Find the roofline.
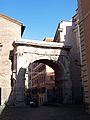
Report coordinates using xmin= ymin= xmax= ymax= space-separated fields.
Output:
xmin=12 ymin=40 xmax=65 ymax=49
xmin=12 ymin=40 xmax=71 ymax=51
xmin=0 ymin=13 xmax=23 ymax=26
xmin=0 ymin=13 xmax=25 ymax=36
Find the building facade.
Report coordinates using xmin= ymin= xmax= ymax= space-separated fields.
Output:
xmin=78 ymin=0 xmax=90 ymax=113
xmin=0 ymin=14 xmax=25 ymax=105
xmin=53 ymin=20 xmax=83 ymax=103
xmin=0 ymin=13 xmax=85 ymax=108
xmin=71 ymin=14 xmax=83 ymax=103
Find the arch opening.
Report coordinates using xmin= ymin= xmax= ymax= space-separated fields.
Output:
xmin=25 ymin=59 xmax=65 ymax=105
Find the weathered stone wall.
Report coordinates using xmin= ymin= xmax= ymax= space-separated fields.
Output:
xmin=12 ymin=41 xmax=71 ymax=105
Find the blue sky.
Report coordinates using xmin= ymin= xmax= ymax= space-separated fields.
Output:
xmin=0 ymin=0 xmax=77 ymax=40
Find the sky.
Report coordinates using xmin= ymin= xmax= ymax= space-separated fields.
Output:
xmin=0 ymin=0 xmax=77 ymax=41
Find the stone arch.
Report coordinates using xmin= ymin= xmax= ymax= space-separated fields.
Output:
xmin=11 ymin=40 xmax=71 ymax=105
xmin=27 ymin=58 xmax=65 ymax=104
xmin=32 ymin=58 xmax=65 ymax=82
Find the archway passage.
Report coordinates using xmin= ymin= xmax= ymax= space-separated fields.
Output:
xmin=34 ymin=59 xmax=65 ymax=82
xmin=26 ymin=59 xmax=65 ymax=105
xmin=9 ymin=40 xmax=71 ymax=106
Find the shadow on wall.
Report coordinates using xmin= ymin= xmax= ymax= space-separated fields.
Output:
xmin=0 ymin=67 xmax=27 ymax=119
xmin=1 ymin=67 xmax=26 ymax=107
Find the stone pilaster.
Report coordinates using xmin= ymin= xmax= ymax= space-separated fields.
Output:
xmin=15 ymin=68 xmax=26 ymax=106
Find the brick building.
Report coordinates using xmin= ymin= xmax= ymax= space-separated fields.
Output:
xmin=28 ymin=63 xmax=55 ymax=105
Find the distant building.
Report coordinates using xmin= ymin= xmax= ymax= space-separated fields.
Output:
xmin=54 ymin=20 xmax=72 ymax=43
xmin=43 ymin=37 xmax=53 ymax=42
xmin=28 ymin=63 xmax=55 ymax=105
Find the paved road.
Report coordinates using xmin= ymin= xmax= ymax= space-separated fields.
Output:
xmin=0 ymin=105 xmax=90 ymax=120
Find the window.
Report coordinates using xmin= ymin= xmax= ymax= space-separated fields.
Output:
xmin=42 ymin=87 xmax=46 ymax=93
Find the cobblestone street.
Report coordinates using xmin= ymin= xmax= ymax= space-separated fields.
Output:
xmin=0 ymin=105 xmax=90 ymax=120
